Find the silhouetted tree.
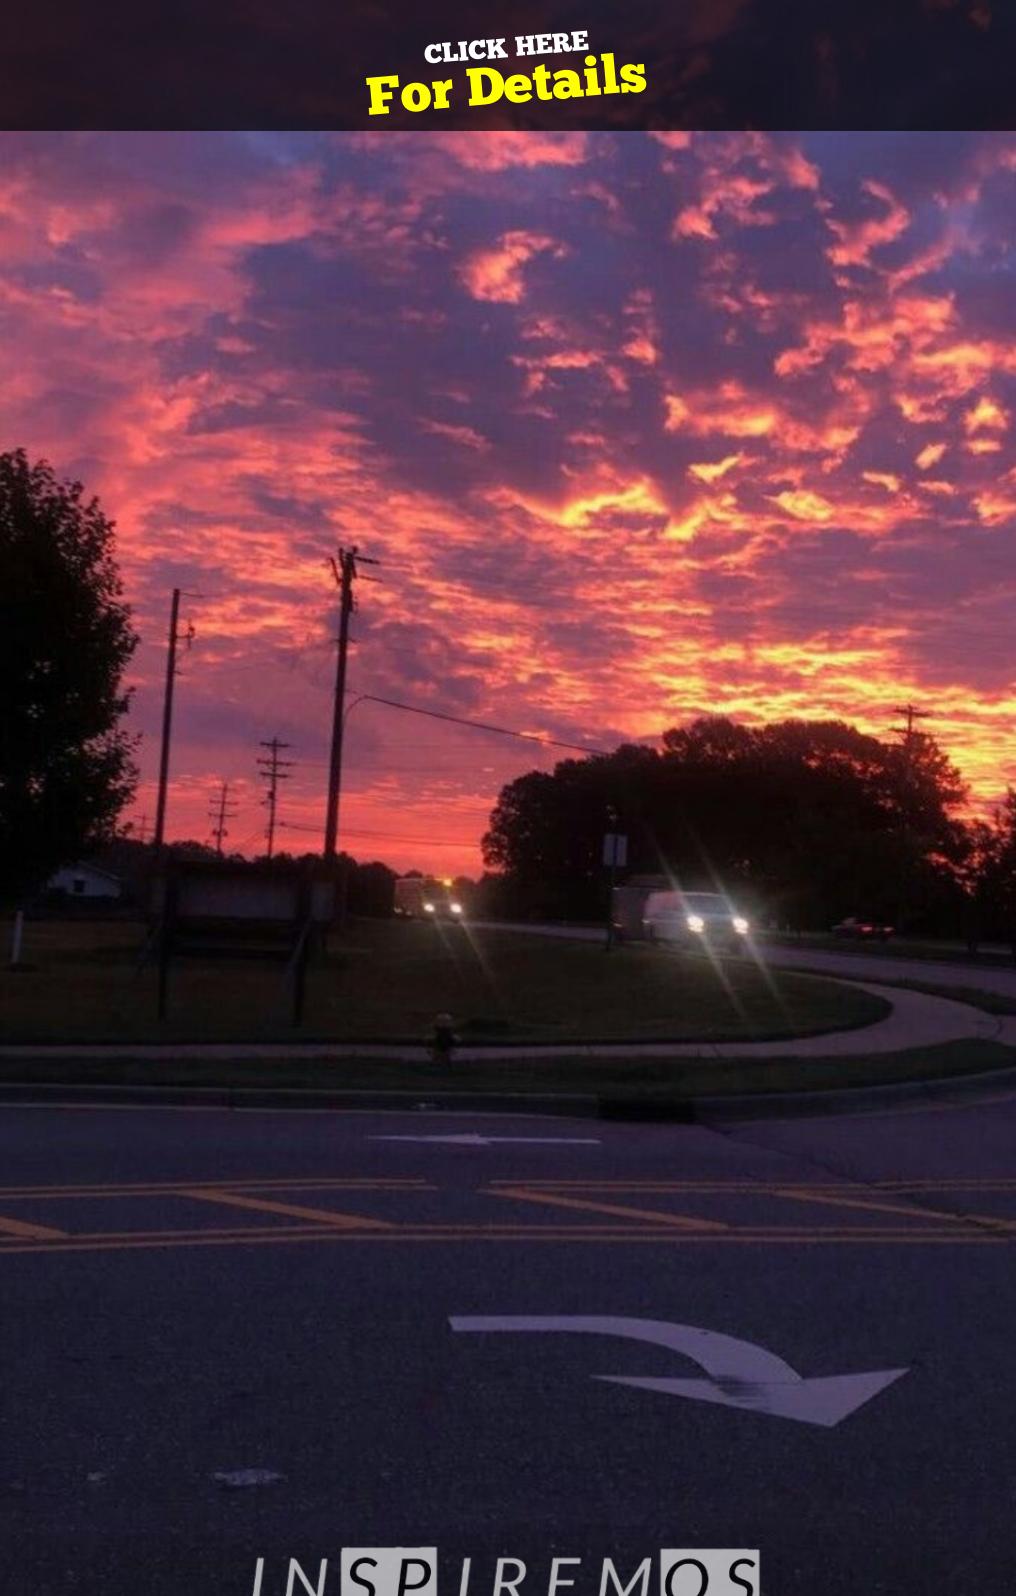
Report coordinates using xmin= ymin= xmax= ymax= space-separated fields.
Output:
xmin=0 ymin=451 xmax=139 ymax=901
xmin=483 ymin=716 xmax=969 ymax=929
xmin=964 ymin=791 xmax=1016 ymax=955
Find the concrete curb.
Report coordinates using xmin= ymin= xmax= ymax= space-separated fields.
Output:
xmin=695 ymin=1060 xmax=1016 ymax=1122
xmin=1 ymin=1058 xmax=1015 ymax=1120
xmin=0 ymin=1081 xmax=601 ymax=1116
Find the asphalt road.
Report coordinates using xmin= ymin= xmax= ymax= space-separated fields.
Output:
xmin=479 ymin=921 xmax=1016 ymax=1002
xmin=3 ymin=1094 xmax=1016 ymax=1596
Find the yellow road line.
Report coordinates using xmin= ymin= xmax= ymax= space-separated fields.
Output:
xmin=487 ymin=1184 xmax=728 ymax=1230
xmin=0 ymin=1228 xmax=1009 ymax=1258
xmin=0 ymin=1212 xmax=68 ymax=1240
xmin=767 ymin=1187 xmax=972 ymax=1224
xmin=178 ymin=1187 xmax=394 ymax=1229
xmin=0 ymin=1177 xmax=433 ymax=1200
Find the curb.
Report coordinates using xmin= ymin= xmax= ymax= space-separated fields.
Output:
xmin=2 ymin=1059 xmax=1015 ymax=1119
xmin=694 ymin=1060 xmax=1016 ymax=1122
xmin=0 ymin=1081 xmax=601 ymax=1116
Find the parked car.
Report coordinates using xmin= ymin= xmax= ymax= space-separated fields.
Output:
xmin=831 ymin=915 xmax=894 ymax=941
xmin=643 ymin=890 xmax=751 ymax=952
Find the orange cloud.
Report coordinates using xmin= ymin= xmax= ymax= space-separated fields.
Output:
xmin=434 ymin=131 xmax=589 ymax=170
xmin=825 ymin=180 xmax=911 ymax=270
xmin=420 ymin=418 xmax=491 ymax=451
xmin=458 ymin=230 xmax=566 ymax=303
xmin=666 ymin=385 xmax=778 ymax=438
xmin=771 ymin=489 xmax=836 ymax=522
xmin=688 ymin=454 xmax=746 ymax=483
xmin=964 ymin=395 xmax=1009 ymax=433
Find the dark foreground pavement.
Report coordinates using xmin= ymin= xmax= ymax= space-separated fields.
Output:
xmin=3 ymin=1088 xmax=1016 ymax=1596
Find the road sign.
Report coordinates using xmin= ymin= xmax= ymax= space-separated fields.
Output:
xmin=372 ymin=1135 xmax=601 ymax=1147
xmin=449 ymin=1314 xmax=908 ymax=1428
xmin=603 ymin=833 xmax=628 ymax=868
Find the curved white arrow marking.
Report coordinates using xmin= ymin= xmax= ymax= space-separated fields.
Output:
xmin=449 ymin=1315 xmax=908 ymax=1428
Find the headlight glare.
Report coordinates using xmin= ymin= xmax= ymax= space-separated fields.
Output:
xmin=733 ymin=916 xmax=749 ymax=934
xmin=686 ymin=914 xmax=705 ymax=933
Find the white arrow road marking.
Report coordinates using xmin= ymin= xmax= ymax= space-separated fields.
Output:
xmin=449 ymin=1314 xmax=908 ymax=1428
xmin=372 ymin=1134 xmax=600 ymax=1146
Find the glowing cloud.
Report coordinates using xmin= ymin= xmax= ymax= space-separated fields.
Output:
xmin=459 ymin=230 xmax=566 ymax=303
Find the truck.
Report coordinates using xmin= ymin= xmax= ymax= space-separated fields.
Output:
xmin=393 ymin=876 xmax=466 ymax=921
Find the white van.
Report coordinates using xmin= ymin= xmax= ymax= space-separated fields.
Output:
xmin=643 ymin=890 xmax=750 ymax=951
xmin=393 ymin=876 xmax=465 ymax=921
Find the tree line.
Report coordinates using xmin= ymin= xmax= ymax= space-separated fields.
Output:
xmin=480 ymin=718 xmax=1016 ymax=942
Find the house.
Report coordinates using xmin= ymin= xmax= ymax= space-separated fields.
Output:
xmin=47 ymin=862 xmax=123 ymax=900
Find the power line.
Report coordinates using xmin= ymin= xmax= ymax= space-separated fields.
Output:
xmin=257 ymin=738 xmax=295 ymax=859
xmin=355 ymin=694 xmax=612 ymax=756
xmin=278 ymin=821 xmax=483 ymax=848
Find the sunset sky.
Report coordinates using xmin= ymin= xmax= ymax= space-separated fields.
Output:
xmin=2 ymin=130 xmax=1015 ymax=874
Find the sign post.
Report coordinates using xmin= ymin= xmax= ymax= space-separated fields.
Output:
xmin=602 ymin=830 xmax=627 ymax=952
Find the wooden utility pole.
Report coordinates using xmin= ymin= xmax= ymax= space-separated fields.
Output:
xmin=153 ymin=589 xmax=196 ymax=854
xmin=208 ymin=780 xmax=237 ymax=856
xmin=892 ymin=702 xmax=932 ymax=754
xmin=153 ymin=588 xmax=181 ymax=855
xmin=323 ymin=545 xmax=378 ymax=859
xmin=258 ymin=739 xmax=294 ymax=859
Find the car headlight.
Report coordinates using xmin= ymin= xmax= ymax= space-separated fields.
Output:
xmin=423 ymin=902 xmax=435 ymax=913
xmin=733 ymin=916 xmax=749 ymax=934
xmin=450 ymin=902 xmax=462 ymax=914
xmin=686 ymin=914 xmax=705 ymax=933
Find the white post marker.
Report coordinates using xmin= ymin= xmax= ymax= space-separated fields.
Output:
xmin=449 ymin=1314 xmax=908 ymax=1428
xmin=9 ymin=909 xmax=24 ymax=967
xmin=372 ymin=1134 xmax=600 ymax=1146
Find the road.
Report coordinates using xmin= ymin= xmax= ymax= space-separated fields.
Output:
xmin=3 ymin=1092 xmax=1016 ymax=1596
xmin=478 ymin=920 xmax=1016 ymax=1004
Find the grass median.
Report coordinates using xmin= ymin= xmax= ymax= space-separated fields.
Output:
xmin=0 ymin=916 xmax=886 ymax=1046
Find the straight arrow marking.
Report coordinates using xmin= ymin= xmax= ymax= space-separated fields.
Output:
xmin=372 ymin=1135 xmax=601 ymax=1146
xmin=450 ymin=1314 xmax=908 ymax=1428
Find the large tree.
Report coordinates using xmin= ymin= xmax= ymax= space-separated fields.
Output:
xmin=0 ymin=450 xmax=139 ymax=899
xmin=483 ymin=715 xmax=970 ymax=929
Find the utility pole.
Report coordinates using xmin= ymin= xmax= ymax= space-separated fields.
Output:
xmin=258 ymin=739 xmax=294 ymax=860
xmin=153 ymin=589 xmax=195 ymax=855
xmin=892 ymin=702 xmax=932 ymax=753
xmin=208 ymin=781 xmax=238 ymax=857
xmin=890 ymin=704 xmax=932 ymax=933
xmin=323 ymin=545 xmax=379 ymax=860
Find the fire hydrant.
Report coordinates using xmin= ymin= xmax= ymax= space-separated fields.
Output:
xmin=431 ymin=1011 xmax=457 ymax=1061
